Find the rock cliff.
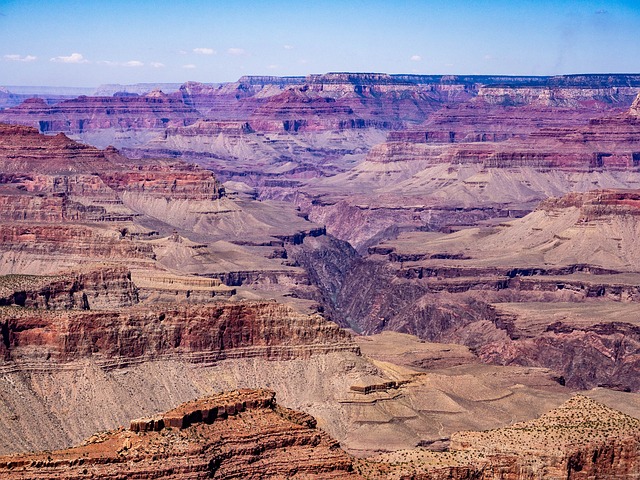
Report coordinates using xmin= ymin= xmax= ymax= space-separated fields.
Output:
xmin=0 ymin=389 xmax=364 ymax=479
xmin=0 ymin=301 xmax=358 ymax=365
xmin=2 ymin=390 xmax=637 ymax=480
xmin=0 ymin=91 xmax=200 ymax=134
xmin=0 ymin=265 xmax=137 ymax=310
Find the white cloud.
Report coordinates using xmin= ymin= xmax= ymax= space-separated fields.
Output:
xmin=193 ymin=47 xmax=216 ymax=55
xmin=227 ymin=47 xmax=246 ymax=56
xmin=283 ymin=44 xmax=294 ymax=50
xmin=267 ymin=64 xmax=278 ymax=70
xmin=182 ymin=64 xmax=196 ymax=69
xmin=50 ymin=53 xmax=88 ymax=64
xmin=4 ymin=54 xmax=37 ymax=62
xmin=410 ymin=55 xmax=422 ymax=62
xmin=484 ymin=54 xmax=494 ymax=61
xmin=99 ymin=60 xmax=149 ymax=67
xmin=150 ymin=62 xmax=165 ymax=68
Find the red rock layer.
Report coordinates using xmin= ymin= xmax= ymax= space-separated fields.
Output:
xmin=0 ymin=266 xmax=138 ymax=310
xmin=0 ymin=301 xmax=359 ymax=366
xmin=0 ymin=389 xmax=364 ymax=479
xmin=0 ymin=92 xmax=200 ymax=134
xmin=0 ymin=123 xmax=119 ymax=174
xmin=0 ymin=223 xmax=155 ymax=261
xmin=450 ymin=395 xmax=640 ymax=479
xmin=539 ymin=189 xmax=640 ymax=220
xmin=371 ymin=93 xmax=640 ymax=171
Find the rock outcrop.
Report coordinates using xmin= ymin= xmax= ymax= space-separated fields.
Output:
xmin=1 ymin=390 xmax=639 ymax=479
xmin=0 ymin=122 xmax=330 ymax=294
xmin=0 ymin=265 xmax=137 ymax=310
xmin=301 ymin=189 xmax=640 ymax=390
xmin=361 ymin=395 xmax=640 ymax=479
xmin=0 ymin=389 xmax=364 ymax=479
xmin=0 ymin=92 xmax=200 ymax=134
xmin=0 ymin=301 xmax=359 ymax=366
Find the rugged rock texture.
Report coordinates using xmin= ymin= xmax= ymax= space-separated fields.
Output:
xmin=0 ymin=122 xmax=332 ymax=295
xmin=273 ymin=91 xmax=640 ymax=249
xmin=0 ymin=91 xmax=200 ymax=134
xmin=451 ymin=395 xmax=640 ymax=479
xmin=0 ymin=266 xmax=137 ymax=310
xmin=0 ymin=389 xmax=364 ymax=479
xmin=361 ymin=395 xmax=640 ymax=479
xmin=2 ymin=390 xmax=639 ymax=479
xmin=305 ymin=189 xmax=640 ymax=390
xmin=0 ymin=301 xmax=358 ymax=365
xmin=5 ymin=75 xmax=640 ymax=251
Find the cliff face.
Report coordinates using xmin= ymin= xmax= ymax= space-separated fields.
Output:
xmin=0 ymin=301 xmax=358 ymax=366
xmin=289 ymin=94 xmax=640 ymax=249
xmin=0 ymin=92 xmax=200 ymax=134
xmin=2 ymin=390 xmax=639 ymax=480
xmin=0 ymin=122 xmax=328 ymax=294
xmin=450 ymin=395 xmax=640 ymax=479
xmin=0 ymin=389 xmax=364 ymax=479
xmin=0 ymin=266 xmax=138 ymax=310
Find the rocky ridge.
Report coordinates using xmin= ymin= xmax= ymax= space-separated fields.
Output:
xmin=1 ymin=389 xmax=638 ymax=480
xmin=0 ymin=389 xmax=364 ymax=479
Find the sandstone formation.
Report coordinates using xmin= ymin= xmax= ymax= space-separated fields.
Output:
xmin=4 ymin=73 xmax=640 ymax=478
xmin=0 ymin=122 xmax=328 ymax=295
xmin=0 ymin=91 xmax=200 ymax=134
xmin=1 ymin=389 xmax=638 ymax=480
xmin=0 ymin=389 xmax=364 ymax=479
xmin=0 ymin=265 xmax=137 ymax=310
xmin=291 ymin=93 xmax=640 ymax=249
xmin=0 ymin=300 xmax=358 ymax=365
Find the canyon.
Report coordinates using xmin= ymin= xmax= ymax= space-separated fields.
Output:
xmin=2 ymin=73 xmax=640 ymax=477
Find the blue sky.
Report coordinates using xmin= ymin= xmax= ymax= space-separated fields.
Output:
xmin=1 ymin=0 xmax=639 ymax=87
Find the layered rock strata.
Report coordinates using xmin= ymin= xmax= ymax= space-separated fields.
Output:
xmin=0 ymin=265 xmax=137 ymax=310
xmin=0 ymin=389 xmax=364 ymax=479
xmin=0 ymin=301 xmax=358 ymax=366
xmin=303 ymin=189 xmax=640 ymax=390
xmin=0 ymin=123 xmax=328 ymax=293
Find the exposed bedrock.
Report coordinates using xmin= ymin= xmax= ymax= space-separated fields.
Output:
xmin=0 ymin=265 xmax=138 ymax=310
xmin=479 ymin=321 xmax=640 ymax=391
xmin=0 ymin=92 xmax=200 ymax=134
xmin=289 ymin=190 xmax=640 ymax=391
xmin=0 ymin=389 xmax=363 ymax=480
xmin=0 ymin=301 xmax=358 ymax=365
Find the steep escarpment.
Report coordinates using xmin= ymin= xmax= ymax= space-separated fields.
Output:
xmin=0 ymin=301 xmax=358 ymax=365
xmin=2 ymin=390 xmax=640 ymax=479
xmin=0 ymin=91 xmax=200 ymax=134
xmin=281 ymin=91 xmax=640 ymax=249
xmin=0 ymin=266 xmax=137 ymax=310
xmin=0 ymin=122 xmax=332 ymax=294
xmin=0 ymin=389 xmax=364 ymax=479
